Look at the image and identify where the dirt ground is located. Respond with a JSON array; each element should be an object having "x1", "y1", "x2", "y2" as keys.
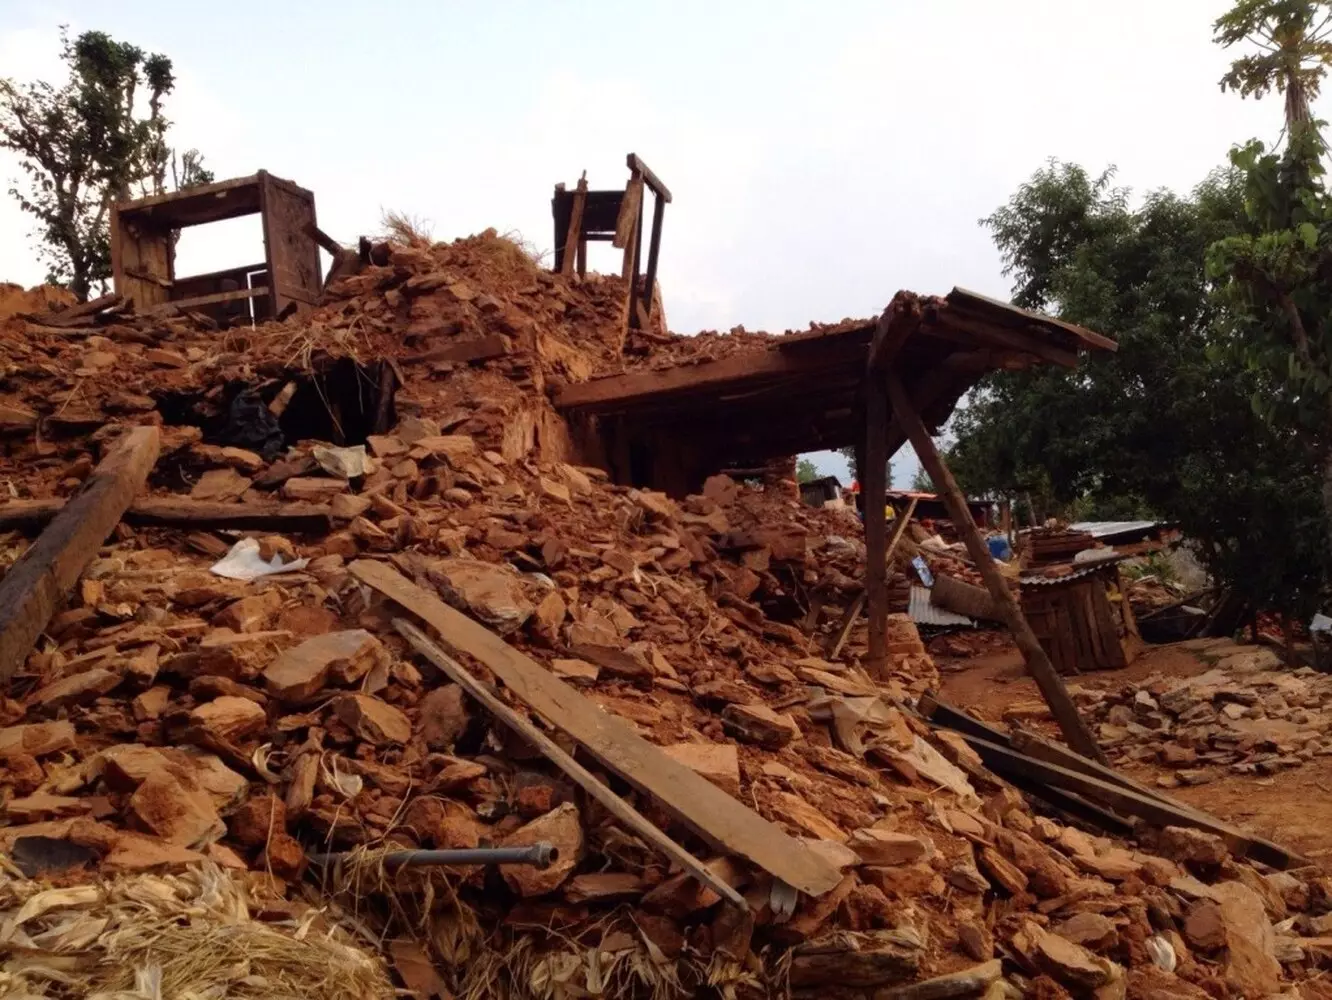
[{"x1": 934, "y1": 634, "x2": 1332, "y2": 861}]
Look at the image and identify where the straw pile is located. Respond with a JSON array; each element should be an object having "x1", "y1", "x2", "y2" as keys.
[{"x1": 0, "y1": 859, "x2": 392, "y2": 999}]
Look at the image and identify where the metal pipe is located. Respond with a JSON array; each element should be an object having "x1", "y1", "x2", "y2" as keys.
[{"x1": 309, "y1": 842, "x2": 557, "y2": 869}]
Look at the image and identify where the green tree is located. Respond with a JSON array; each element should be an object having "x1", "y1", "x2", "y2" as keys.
[
  {"x1": 1209, "y1": 0, "x2": 1332, "y2": 571},
  {"x1": 796, "y1": 457, "x2": 820, "y2": 483},
  {"x1": 0, "y1": 29, "x2": 211, "y2": 301},
  {"x1": 910, "y1": 466, "x2": 935, "y2": 492},
  {"x1": 950, "y1": 160, "x2": 1331, "y2": 616}
]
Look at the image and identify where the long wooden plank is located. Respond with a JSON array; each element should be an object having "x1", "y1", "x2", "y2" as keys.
[
  {"x1": 350, "y1": 559, "x2": 842, "y2": 896},
  {"x1": 0, "y1": 497, "x2": 331, "y2": 534},
  {"x1": 0, "y1": 426, "x2": 160, "y2": 683},
  {"x1": 960, "y1": 733, "x2": 1306, "y2": 869},
  {"x1": 554, "y1": 338, "x2": 866, "y2": 413},
  {"x1": 394, "y1": 618, "x2": 746, "y2": 909},
  {"x1": 560, "y1": 177, "x2": 588, "y2": 278},
  {"x1": 886, "y1": 371, "x2": 1105, "y2": 763},
  {"x1": 403, "y1": 334, "x2": 511, "y2": 366},
  {"x1": 1007, "y1": 730, "x2": 1300, "y2": 870}
]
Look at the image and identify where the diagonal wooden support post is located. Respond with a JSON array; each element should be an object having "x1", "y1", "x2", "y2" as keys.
[
  {"x1": 0, "y1": 425, "x2": 160, "y2": 684},
  {"x1": 884, "y1": 373, "x2": 1105, "y2": 762}
]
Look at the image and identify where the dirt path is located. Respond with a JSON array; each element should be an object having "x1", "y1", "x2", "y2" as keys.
[{"x1": 934, "y1": 636, "x2": 1332, "y2": 860}]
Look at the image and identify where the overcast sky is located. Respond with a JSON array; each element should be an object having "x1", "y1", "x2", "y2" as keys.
[{"x1": 0, "y1": 1, "x2": 1289, "y2": 486}]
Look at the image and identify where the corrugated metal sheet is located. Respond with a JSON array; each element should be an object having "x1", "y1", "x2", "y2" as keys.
[
  {"x1": 908, "y1": 586, "x2": 976, "y2": 627},
  {"x1": 1068, "y1": 520, "x2": 1160, "y2": 539},
  {"x1": 1020, "y1": 563, "x2": 1121, "y2": 588}
]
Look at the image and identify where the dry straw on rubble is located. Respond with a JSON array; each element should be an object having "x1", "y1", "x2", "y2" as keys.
[{"x1": 0, "y1": 858, "x2": 392, "y2": 1000}]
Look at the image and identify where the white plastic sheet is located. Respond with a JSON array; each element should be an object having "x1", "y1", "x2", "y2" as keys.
[{"x1": 209, "y1": 537, "x2": 309, "y2": 580}]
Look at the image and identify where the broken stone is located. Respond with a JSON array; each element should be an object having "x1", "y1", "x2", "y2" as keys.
[
  {"x1": 772, "y1": 791, "x2": 845, "y2": 842},
  {"x1": 333, "y1": 694, "x2": 412, "y2": 745},
  {"x1": 721, "y1": 702, "x2": 801, "y2": 748},
  {"x1": 1157, "y1": 826, "x2": 1228, "y2": 868},
  {"x1": 429, "y1": 558, "x2": 534, "y2": 633},
  {"x1": 1056, "y1": 912, "x2": 1119, "y2": 952},
  {"x1": 1213, "y1": 880, "x2": 1281, "y2": 997},
  {"x1": 417, "y1": 684, "x2": 472, "y2": 750},
  {"x1": 229, "y1": 793, "x2": 287, "y2": 847},
  {"x1": 1027, "y1": 924, "x2": 1113, "y2": 991},
  {"x1": 212, "y1": 589, "x2": 284, "y2": 633},
  {"x1": 129, "y1": 770, "x2": 225, "y2": 847},
  {"x1": 190, "y1": 467, "x2": 251, "y2": 502},
  {"x1": 500, "y1": 802, "x2": 582, "y2": 896},
  {"x1": 1183, "y1": 899, "x2": 1226, "y2": 951},
  {"x1": 264, "y1": 629, "x2": 387, "y2": 702},
  {"x1": 847, "y1": 828, "x2": 928, "y2": 866},
  {"x1": 0, "y1": 720, "x2": 75, "y2": 758},
  {"x1": 280, "y1": 477, "x2": 348, "y2": 502},
  {"x1": 189, "y1": 695, "x2": 267, "y2": 743},
  {"x1": 26, "y1": 668, "x2": 120, "y2": 710},
  {"x1": 661, "y1": 742, "x2": 741, "y2": 798},
  {"x1": 567, "y1": 639, "x2": 653, "y2": 681}
]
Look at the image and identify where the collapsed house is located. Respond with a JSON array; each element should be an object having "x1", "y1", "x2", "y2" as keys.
[{"x1": 0, "y1": 170, "x2": 1328, "y2": 1000}]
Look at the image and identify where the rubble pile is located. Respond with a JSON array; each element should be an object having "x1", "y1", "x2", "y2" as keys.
[
  {"x1": 2, "y1": 235, "x2": 1332, "y2": 999},
  {"x1": 1069, "y1": 640, "x2": 1332, "y2": 786}
]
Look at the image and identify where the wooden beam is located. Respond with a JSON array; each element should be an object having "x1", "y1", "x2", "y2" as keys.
[
  {"x1": 868, "y1": 295, "x2": 921, "y2": 373},
  {"x1": 0, "y1": 497, "x2": 332, "y2": 534},
  {"x1": 885, "y1": 372, "x2": 1104, "y2": 763},
  {"x1": 394, "y1": 618, "x2": 746, "y2": 909},
  {"x1": 0, "y1": 426, "x2": 160, "y2": 683},
  {"x1": 559, "y1": 176, "x2": 588, "y2": 278},
  {"x1": 945, "y1": 287, "x2": 1119, "y2": 353},
  {"x1": 864, "y1": 376, "x2": 889, "y2": 676},
  {"x1": 641, "y1": 192, "x2": 666, "y2": 322},
  {"x1": 350, "y1": 559, "x2": 843, "y2": 896},
  {"x1": 553, "y1": 339, "x2": 866, "y2": 413},
  {"x1": 626, "y1": 153, "x2": 672, "y2": 203},
  {"x1": 142, "y1": 286, "x2": 264, "y2": 317},
  {"x1": 959, "y1": 733, "x2": 1305, "y2": 869},
  {"x1": 928, "y1": 310, "x2": 1079, "y2": 368},
  {"x1": 402, "y1": 334, "x2": 511, "y2": 366}
]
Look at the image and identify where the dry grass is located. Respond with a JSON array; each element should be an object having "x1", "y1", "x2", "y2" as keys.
[
  {"x1": 0, "y1": 860, "x2": 393, "y2": 1000},
  {"x1": 380, "y1": 210, "x2": 435, "y2": 248}
]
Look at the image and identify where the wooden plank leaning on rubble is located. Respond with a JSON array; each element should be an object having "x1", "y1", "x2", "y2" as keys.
[
  {"x1": 1006, "y1": 729, "x2": 1302, "y2": 871},
  {"x1": 885, "y1": 371, "x2": 1105, "y2": 764},
  {"x1": 394, "y1": 618, "x2": 747, "y2": 910},
  {"x1": 0, "y1": 426, "x2": 160, "y2": 683},
  {"x1": 0, "y1": 497, "x2": 331, "y2": 534},
  {"x1": 349, "y1": 558, "x2": 843, "y2": 897},
  {"x1": 957, "y1": 732, "x2": 1307, "y2": 869}
]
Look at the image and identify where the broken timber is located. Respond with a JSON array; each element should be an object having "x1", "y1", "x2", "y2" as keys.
[
  {"x1": 0, "y1": 497, "x2": 332, "y2": 534},
  {"x1": 919, "y1": 696, "x2": 1304, "y2": 868},
  {"x1": 0, "y1": 426, "x2": 160, "y2": 683},
  {"x1": 394, "y1": 618, "x2": 747, "y2": 910},
  {"x1": 885, "y1": 371, "x2": 1104, "y2": 763},
  {"x1": 350, "y1": 558, "x2": 843, "y2": 896},
  {"x1": 957, "y1": 732, "x2": 1306, "y2": 869}
]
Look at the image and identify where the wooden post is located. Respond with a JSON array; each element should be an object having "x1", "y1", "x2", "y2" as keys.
[
  {"x1": 863, "y1": 375, "x2": 890, "y2": 676},
  {"x1": 641, "y1": 193, "x2": 666, "y2": 322},
  {"x1": 884, "y1": 373, "x2": 1104, "y2": 762},
  {"x1": 560, "y1": 176, "x2": 588, "y2": 278},
  {"x1": 0, "y1": 425, "x2": 160, "y2": 683}
]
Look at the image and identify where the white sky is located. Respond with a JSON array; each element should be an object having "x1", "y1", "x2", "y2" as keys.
[{"x1": 0, "y1": 0, "x2": 1290, "y2": 486}]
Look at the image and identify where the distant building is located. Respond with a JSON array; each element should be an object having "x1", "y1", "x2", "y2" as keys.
[{"x1": 799, "y1": 475, "x2": 843, "y2": 507}]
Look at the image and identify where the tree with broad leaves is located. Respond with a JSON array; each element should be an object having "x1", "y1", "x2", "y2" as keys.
[
  {"x1": 949, "y1": 159, "x2": 1331, "y2": 618},
  {"x1": 1209, "y1": 0, "x2": 1332, "y2": 567},
  {"x1": 1215, "y1": 0, "x2": 1332, "y2": 146},
  {"x1": 795, "y1": 458, "x2": 820, "y2": 483},
  {"x1": 0, "y1": 28, "x2": 212, "y2": 301}
]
